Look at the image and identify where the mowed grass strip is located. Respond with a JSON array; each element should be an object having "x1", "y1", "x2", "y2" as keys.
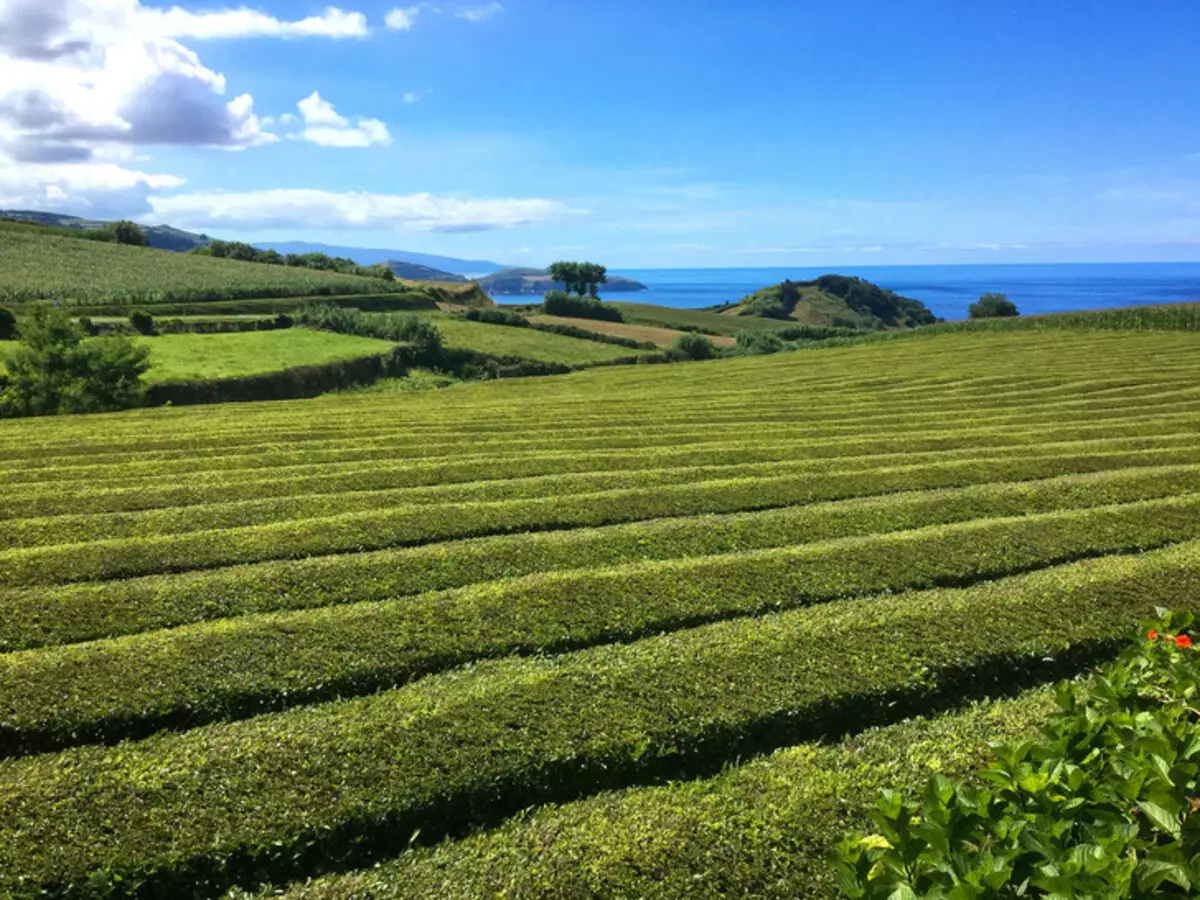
[
  {"x1": 4, "y1": 491, "x2": 1200, "y2": 752},
  {"x1": 0, "y1": 464, "x2": 1197, "y2": 652},
  {"x1": 6, "y1": 445, "x2": 1200, "y2": 587},
  {"x1": 246, "y1": 691, "x2": 1059, "y2": 900},
  {"x1": 5, "y1": 430, "x2": 1200, "y2": 550},
  {"x1": 4, "y1": 542, "x2": 1200, "y2": 898}
]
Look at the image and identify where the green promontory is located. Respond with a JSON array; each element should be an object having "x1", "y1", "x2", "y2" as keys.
[{"x1": 715, "y1": 274, "x2": 939, "y2": 329}]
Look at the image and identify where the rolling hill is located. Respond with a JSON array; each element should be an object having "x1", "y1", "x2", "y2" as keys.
[
  {"x1": 257, "y1": 241, "x2": 505, "y2": 276},
  {"x1": 715, "y1": 274, "x2": 939, "y2": 329}
]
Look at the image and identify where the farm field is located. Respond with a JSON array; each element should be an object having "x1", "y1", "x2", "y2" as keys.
[
  {"x1": 1, "y1": 328, "x2": 1200, "y2": 897},
  {"x1": 0, "y1": 230, "x2": 445, "y2": 307},
  {"x1": 0, "y1": 330, "x2": 395, "y2": 383},
  {"x1": 412, "y1": 312, "x2": 646, "y2": 363},
  {"x1": 529, "y1": 312, "x2": 738, "y2": 347},
  {"x1": 609, "y1": 300, "x2": 798, "y2": 334}
]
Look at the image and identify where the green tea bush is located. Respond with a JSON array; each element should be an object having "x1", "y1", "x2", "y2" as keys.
[
  {"x1": 836, "y1": 611, "x2": 1200, "y2": 897},
  {"x1": 672, "y1": 332, "x2": 716, "y2": 360},
  {"x1": 736, "y1": 329, "x2": 787, "y2": 355},
  {"x1": 543, "y1": 290, "x2": 625, "y2": 322}
]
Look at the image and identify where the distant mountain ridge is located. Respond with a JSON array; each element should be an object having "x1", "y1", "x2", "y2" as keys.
[
  {"x1": 383, "y1": 260, "x2": 467, "y2": 283},
  {"x1": 477, "y1": 267, "x2": 648, "y2": 295},
  {"x1": 1, "y1": 209, "x2": 212, "y2": 252},
  {"x1": 254, "y1": 242, "x2": 505, "y2": 277}
]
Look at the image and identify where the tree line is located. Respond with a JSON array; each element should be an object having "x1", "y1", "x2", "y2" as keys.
[{"x1": 193, "y1": 242, "x2": 396, "y2": 282}]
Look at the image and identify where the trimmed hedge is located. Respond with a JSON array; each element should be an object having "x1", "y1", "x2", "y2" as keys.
[
  {"x1": 4, "y1": 543, "x2": 1200, "y2": 897},
  {"x1": 249, "y1": 692, "x2": 1060, "y2": 900},
  {"x1": 4, "y1": 492, "x2": 1200, "y2": 753},
  {"x1": 1, "y1": 463, "x2": 1197, "y2": 652},
  {"x1": 7, "y1": 446, "x2": 1200, "y2": 587}
]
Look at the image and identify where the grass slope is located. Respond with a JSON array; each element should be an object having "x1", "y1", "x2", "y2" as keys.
[
  {"x1": 609, "y1": 300, "x2": 797, "y2": 335},
  {"x1": 530, "y1": 313, "x2": 737, "y2": 348},
  {"x1": 0, "y1": 328, "x2": 1197, "y2": 896},
  {"x1": 415, "y1": 313, "x2": 645, "y2": 363},
  {"x1": 0, "y1": 230, "x2": 446, "y2": 307}
]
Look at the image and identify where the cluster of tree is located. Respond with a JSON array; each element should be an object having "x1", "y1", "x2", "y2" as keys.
[
  {"x1": 194, "y1": 242, "x2": 395, "y2": 281},
  {"x1": 293, "y1": 304, "x2": 442, "y2": 355},
  {"x1": 1, "y1": 217, "x2": 148, "y2": 246},
  {"x1": 542, "y1": 291, "x2": 625, "y2": 322},
  {"x1": 547, "y1": 261, "x2": 608, "y2": 297},
  {"x1": 0, "y1": 306, "x2": 150, "y2": 417},
  {"x1": 969, "y1": 292, "x2": 1020, "y2": 318},
  {"x1": 814, "y1": 275, "x2": 939, "y2": 327}
]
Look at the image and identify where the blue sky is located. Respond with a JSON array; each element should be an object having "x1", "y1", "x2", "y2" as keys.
[{"x1": 2, "y1": 0, "x2": 1198, "y2": 267}]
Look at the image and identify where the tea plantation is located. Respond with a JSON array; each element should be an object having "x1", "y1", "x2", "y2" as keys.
[{"x1": 1, "y1": 327, "x2": 1200, "y2": 898}]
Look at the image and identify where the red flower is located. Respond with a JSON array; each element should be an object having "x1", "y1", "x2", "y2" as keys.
[
  {"x1": 1149, "y1": 630, "x2": 1160, "y2": 640},
  {"x1": 1177, "y1": 634, "x2": 1193, "y2": 649}
]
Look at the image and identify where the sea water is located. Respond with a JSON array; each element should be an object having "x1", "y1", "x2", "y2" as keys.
[{"x1": 601, "y1": 263, "x2": 1200, "y2": 321}]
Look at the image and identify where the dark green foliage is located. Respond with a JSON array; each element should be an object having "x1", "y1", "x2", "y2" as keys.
[
  {"x1": 0, "y1": 304, "x2": 15, "y2": 340},
  {"x1": 969, "y1": 291, "x2": 1021, "y2": 318},
  {"x1": 816, "y1": 274, "x2": 939, "y2": 327},
  {"x1": 736, "y1": 330, "x2": 787, "y2": 355},
  {"x1": 111, "y1": 220, "x2": 148, "y2": 247},
  {"x1": 548, "y1": 261, "x2": 608, "y2": 297},
  {"x1": 464, "y1": 307, "x2": 530, "y2": 327},
  {"x1": 199, "y1": 242, "x2": 396, "y2": 281},
  {"x1": 836, "y1": 612, "x2": 1200, "y2": 897},
  {"x1": 128, "y1": 309, "x2": 155, "y2": 335},
  {"x1": 76, "y1": 316, "x2": 98, "y2": 336},
  {"x1": 294, "y1": 304, "x2": 443, "y2": 356},
  {"x1": 543, "y1": 291, "x2": 625, "y2": 321},
  {"x1": 274, "y1": 313, "x2": 294, "y2": 329},
  {"x1": 672, "y1": 332, "x2": 716, "y2": 360},
  {"x1": 0, "y1": 305, "x2": 149, "y2": 417}
]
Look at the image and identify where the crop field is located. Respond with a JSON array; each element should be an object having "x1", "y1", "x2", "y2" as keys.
[
  {"x1": 0, "y1": 330, "x2": 395, "y2": 383},
  {"x1": 0, "y1": 230, "x2": 417, "y2": 306},
  {"x1": 1, "y1": 328, "x2": 1200, "y2": 898},
  {"x1": 530, "y1": 312, "x2": 738, "y2": 347},
  {"x1": 412, "y1": 312, "x2": 647, "y2": 363},
  {"x1": 609, "y1": 300, "x2": 798, "y2": 334}
]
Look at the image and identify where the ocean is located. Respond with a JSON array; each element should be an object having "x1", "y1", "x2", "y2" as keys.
[{"x1": 595, "y1": 263, "x2": 1200, "y2": 321}]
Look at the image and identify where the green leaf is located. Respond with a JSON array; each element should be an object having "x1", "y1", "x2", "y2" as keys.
[{"x1": 1137, "y1": 800, "x2": 1182, "y2": 838}]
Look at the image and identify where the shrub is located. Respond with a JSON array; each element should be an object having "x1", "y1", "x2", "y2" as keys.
[
  {"x1": 129, "y1": 309, "x2": 155, "y2": 335},
  {"x1": 969, "y1": 292, "x2": 1020, "y2": 318},
  {"x1": 836, "y1": 611, "x2": 1200, "y2": 897},
  {"x1": 464, "y1": 308, "x2": 530, "y2": 327},
  {"x1": 274, "y1": 313, "x2": 294, "y2": 329},
  {"x1": 76, "y1": 316, "x2": 99, "y2": 336},
  {"x1": 0, "y1": 305, "x2": 150, "y2": 417},
  {"x1": 735, "y1": 330, "x2": 786, "y2": 355},
  {"x1": 672, "y1": 332, "x2": 716, "y2": 360},
  {"x1": 112, "y1": 220, "x2": 148, "y2": 246},
  {"x1": 0, "y1": 305, "x2": 15, "y2": 340},
  {"x1": 543, "y1": 291, "x2": 624, "y2": 322}
]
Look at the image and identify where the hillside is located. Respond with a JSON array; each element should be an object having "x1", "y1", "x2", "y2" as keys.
[
  {"x1": 0, "y1": 229, "x2": 487, "y2": 311},
  {"x1": 384, "y1": 260, "x2": 466, "y2": 282},
  {"x1": 0, "y1": 209, "x2": 212, "y2": 252},
  {"x1": 0, "y1": 325, "x2": 1198, "y2": 897},
  {"x1": 717, "y1": 274, "x2": 939, "y2": 328},
  {"x1": 257, "y1": 241, "x2": 504, "y2": 276},
  {"x1": 478, "y1": 267, "x2": 648, "y2": 295}
]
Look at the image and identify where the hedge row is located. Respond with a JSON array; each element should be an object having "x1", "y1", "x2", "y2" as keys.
[
  {"x1": 4, "y1": 463, "x2": 1194, "y2": 653},
  {"x1": 1, "y1": 375, "x2": 1194, "y2": 467},
  {"x1": 251, "y1": 691, "x2": 1059, "y2": 900},
  {"x1": 6, "y1": 432, "x2": 1199, "y2": 550},
  {"x1": 3, "y1": 542, "x2": 1200, "y2": 897},
  {"x1": 4, "y1": 403, "x2": 1195, "y2": 496},
  {"x1": 145, "y1": 347, "x2": 419, "y2": 407},
  {"x1": 5, "y1": 492, "x2": 1200, "y2": 753},
  {"x1": 61, "y1": 292, "x2": 443, "y2": 318},
  {"x1": 7, "y1": 446, "x2": 1200, "y2": 587}
]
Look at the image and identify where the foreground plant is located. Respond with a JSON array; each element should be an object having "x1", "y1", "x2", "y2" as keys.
[{"x1": 835, "y1": 611, "x2": 1200, "y2": 897}]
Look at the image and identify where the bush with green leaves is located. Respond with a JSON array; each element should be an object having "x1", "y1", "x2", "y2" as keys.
[
  {"x1": 0, "y1": 304, "x2": 15, "y2": 340},
  {"x1": 111, "y1": 220, "x2": 148, "y2": 246},
  {"x1": 542, "y1": 290, "x2": 625, "y2": 322},
  {"x1": 969, "y1": 292, "x2": 1020, "y2": 319},
  {"x1": 0, "y1": 305, "x2": 150, "y2": 417},
  {"x1": 835, "y1": 611, "x2": 1200, "y2": 898},
  {"x1": 672, "y1": 332, "x2": 716, "y2": 360},
  {"x1": 736, "y1": 329, "x2": 787, "y2": 355},
  {"x1": 128, "y1": 309, "x2": 155, "y2": 335}
]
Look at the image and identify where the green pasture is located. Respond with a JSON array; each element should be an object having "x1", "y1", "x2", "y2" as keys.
[{"x1": 0, "y1": 327, "x2": 1198, "y2": 897}]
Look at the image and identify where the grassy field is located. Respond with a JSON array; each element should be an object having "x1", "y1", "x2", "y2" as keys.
[
  {"x1": 0, "y1": 230, "x2": 452, "y2": 307},
  {"x1": 0, "y1": 330, "x2": 395, "y2": 383},
  {"x1": 415, "y1": 313, "x2": 646, "y2": 363},
  {"x1": 530, "y1": 313, "x2": 737, "y2": 348},
  {"x1": 609, "y1": 300, "x2": 798, "y2": 335},
  {"x1": 1, "y1": 327, "x2": 1199, "y2": 897}
]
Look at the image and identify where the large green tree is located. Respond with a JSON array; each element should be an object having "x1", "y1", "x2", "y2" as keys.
[
  {"x1": 548, "y1": 261, "x2": 608, "y2": 297},
  {"x1": 0, "y1": 305, "x2": 151, "y2": 417},
  {"x1": 969, "y1": 292, "x2": 1019, "y2": 318},
  {"x1": 112, "y1": 220, "x2": 149, "y2": 246}
]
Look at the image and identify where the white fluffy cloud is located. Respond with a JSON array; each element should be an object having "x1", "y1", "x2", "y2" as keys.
[
  {"x1": 0, "y1": 0, "x2": 378, "y2": 214},
  {"x1": 384, "y1": 6, "x2": 420, "y2": 30},
  {"x1": 294, "y1": 92, "x2": 391, "y2": 148},
  {"x1": 149, "y1": 189, "x2": 569, "y2": 233}
]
